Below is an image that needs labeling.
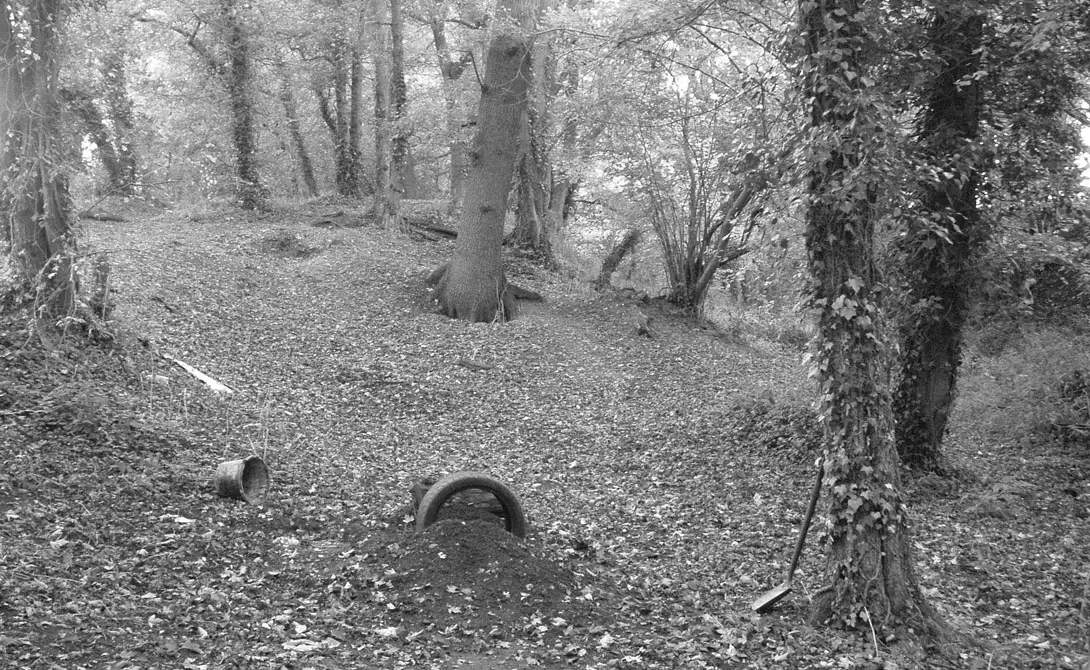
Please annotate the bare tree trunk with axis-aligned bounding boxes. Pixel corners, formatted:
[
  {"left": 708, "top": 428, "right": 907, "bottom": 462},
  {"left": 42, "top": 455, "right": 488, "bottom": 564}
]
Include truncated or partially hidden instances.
[
  {"left": 333, "top": 38, "right": 349, "bottom": 189},
  {"left": 276, "top": 59, "right": 319, "bottom": 197},
  {"left": 403, "top": 144, "right": 421, "bottom": 199},
  {"left": 511, "top": 39, "right": 553, "bottom": 260},
  {"left": 2, "top": 0, "right": 79, "bottom": 326},
  {"left": 892, "top": 3, "right": 985, "bottom": 473},
  {"left": 429, "top": 7, "right": 471, "bottom": 211},
  {"left": 799, "top": 0, "right": 941, "bottom": 636},
  {"left": 376, "top": 0, "right": 411, "bottom": 228},
  {"left": 545, "top": 58, "right": 581, "bottom": 233},
  {"left": 510, "top": 21, "right": 580, "bottom": 268},
  {"left": 348, "top": 47, "right": 365, "bottom": 193},
  {"left": 372, "top": 0, "right": 391, "bottom": 210},
  {"left": 315, "top": 82, "right": 335, "bottom": 136},
  {"left": 594, "top": 229, "right": 640, "bottom": 288},
  {"left": 389, "top": 0, "right": 415, "bottom": 199},
  {"left": 434, "top": 0, "right": 538, "bottom": 322}
]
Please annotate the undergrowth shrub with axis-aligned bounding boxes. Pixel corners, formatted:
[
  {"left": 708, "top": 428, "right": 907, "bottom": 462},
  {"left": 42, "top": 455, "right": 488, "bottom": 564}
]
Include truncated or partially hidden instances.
[
  {"left": 970, "top": 229, "right": 1090, "bottom": 354},
  {"left": 705, "top": 296, "right": 814, "bottom": 350},
  {"left": 956, "top": 327, "right": 1090, "bottom": 452}
]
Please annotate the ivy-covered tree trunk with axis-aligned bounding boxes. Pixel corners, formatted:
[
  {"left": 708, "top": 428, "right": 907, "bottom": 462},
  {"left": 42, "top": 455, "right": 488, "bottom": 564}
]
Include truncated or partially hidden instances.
[
  {"left": 60, "top": 87, "right": 125, "bottom": 190},
  {"left": 434, "top": 0, "right": 536, "bottom": 322},
  {"left": 799, "top": 0, "right": 941, "bottom": 636},
  {"left": 2, "top": 0, "right": 79, "bottom": 324},
  {"left": 221, "top": 0, "right": 266, "bottom": 210},
  {"left": 322, "top": 32, "right": 365, "bottom": 198},
  {"left": 101, "top": 48, "right": 139, "bottom": 195},
  {"left": 892, "top": 4, "right": 985, "bottom": 472}
]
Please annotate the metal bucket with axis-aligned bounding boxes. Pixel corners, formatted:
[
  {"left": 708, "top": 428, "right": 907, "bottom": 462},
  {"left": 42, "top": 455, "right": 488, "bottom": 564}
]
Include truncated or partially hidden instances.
[{"left": 214, "top": 456, "right": 269, "bottom": 504}]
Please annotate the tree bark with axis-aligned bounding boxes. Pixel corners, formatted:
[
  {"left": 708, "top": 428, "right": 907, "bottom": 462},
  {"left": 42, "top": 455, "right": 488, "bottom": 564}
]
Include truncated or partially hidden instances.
[
  {"left": 276, "top": 59, "right": 319, "bottom": 197},
  {"left": 348, "top": 46, "right": 365, "bottom": 193},
  {"left": 435, "top": 0, "right": 537, "bottom": 322},
  {"left": 510, "top": 38, "right": 555, "bottom": 262},
  {"left": 221, "top": 0, "right": 267, "bottom": 210},
  {"left": 645, "top": 117, "right": 762, "bottom": 315},
  {"left": 2, "top": 0, "right": 79, "bottom": 325},
  {"left": 429, "top": 7, "right": 471, "bottom": 211},
  {"left": 595, "top": 229, "right": 640, "bottom": 287},
  {"left": 799, "top": 0, "right": 941, "bottom": 637},
  {"left": 101, "top": 48, "right": 139, "bottom": 195},
  {"left": 544, "top": 58, "right": 580, "bottom": 234},
  {"left": 376, "top": 0, "right": 413, "bottom": 228},
  {"left": 325, "top": 33, "right": 364, "bottom": 197},
  {"left": 60, "top": 87, "right": 125, "bottom": 190},
  {"left": 389, "top": 0, "right": 416, "bottom": 199},
  {"left": 892, "top": 4, "right": 985, "bottom": 473},
  {"left": 372, "top": 0, "right": 392, "bottom": 208}
]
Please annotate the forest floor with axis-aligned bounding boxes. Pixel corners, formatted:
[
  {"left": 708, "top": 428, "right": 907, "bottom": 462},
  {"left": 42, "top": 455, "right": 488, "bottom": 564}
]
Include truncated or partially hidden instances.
[{"left": 1, "top": 199, "right": 1088, "bottom": 670}]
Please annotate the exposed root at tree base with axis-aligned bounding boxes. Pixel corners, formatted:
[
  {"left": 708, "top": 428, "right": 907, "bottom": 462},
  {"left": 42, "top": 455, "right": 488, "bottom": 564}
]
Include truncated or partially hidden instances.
[{"left": 808, "top": 587, "right": 985, "bottom": 661}]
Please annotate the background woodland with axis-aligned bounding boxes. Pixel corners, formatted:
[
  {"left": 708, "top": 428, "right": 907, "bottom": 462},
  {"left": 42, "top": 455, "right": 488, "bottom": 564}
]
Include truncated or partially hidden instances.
[{"left": 2, "top": 0, "right": 1090, "bottom": 667}]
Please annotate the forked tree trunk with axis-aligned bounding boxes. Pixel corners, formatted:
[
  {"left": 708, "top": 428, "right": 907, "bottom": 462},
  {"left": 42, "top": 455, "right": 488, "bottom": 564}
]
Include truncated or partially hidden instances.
[
  {"left": 276, "top": 59, "right": 319, "bottom": 197},
  {"left": 429, "top": 7, "right": 470, "bottom": 210},
  {"left": 892, "top": 4, "right": 985, "bottom": 473},
  {"left": 2, "top": 0, "right": 79, "bottom": 325},
  {"left": 800, "top": 0, "right": 942, "bottom": 637},
  {"left": 434, "top": 0, "right": 537, "bottom": 322}
]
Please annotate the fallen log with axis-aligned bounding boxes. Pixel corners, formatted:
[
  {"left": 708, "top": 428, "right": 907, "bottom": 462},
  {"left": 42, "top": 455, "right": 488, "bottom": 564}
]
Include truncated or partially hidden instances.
[{"left": 413, "top": 221, "right": 457, "bottom": 238}]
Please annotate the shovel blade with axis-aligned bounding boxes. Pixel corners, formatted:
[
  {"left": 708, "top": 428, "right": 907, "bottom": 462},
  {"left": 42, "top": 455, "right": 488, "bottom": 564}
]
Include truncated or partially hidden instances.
[{"left": 751, "top": 582, "right": 791, "bottom": 614}]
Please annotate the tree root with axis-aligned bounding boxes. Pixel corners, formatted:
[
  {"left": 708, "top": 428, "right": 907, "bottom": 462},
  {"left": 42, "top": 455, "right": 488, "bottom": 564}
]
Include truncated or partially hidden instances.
[{"left": 425, "top": 261, "right": 544, "bottom": 303}]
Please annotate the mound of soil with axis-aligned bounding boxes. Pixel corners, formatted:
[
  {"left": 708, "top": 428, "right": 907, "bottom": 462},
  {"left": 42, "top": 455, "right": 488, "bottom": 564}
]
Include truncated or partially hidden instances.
[{"left": 360, "top": 520, "right": 588, "bottom": 633}]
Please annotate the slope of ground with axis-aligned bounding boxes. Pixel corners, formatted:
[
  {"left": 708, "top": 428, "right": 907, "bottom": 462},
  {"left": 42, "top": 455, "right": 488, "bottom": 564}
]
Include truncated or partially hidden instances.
[{"left": 0, "top": 200, "right": 1087, "bottom": 669}]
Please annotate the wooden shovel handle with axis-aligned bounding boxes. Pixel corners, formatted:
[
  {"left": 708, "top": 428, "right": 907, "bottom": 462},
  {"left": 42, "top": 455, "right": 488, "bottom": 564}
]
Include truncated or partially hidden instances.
[{"left": 785, "top": 460, "right": 824, "bottom": 579}]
